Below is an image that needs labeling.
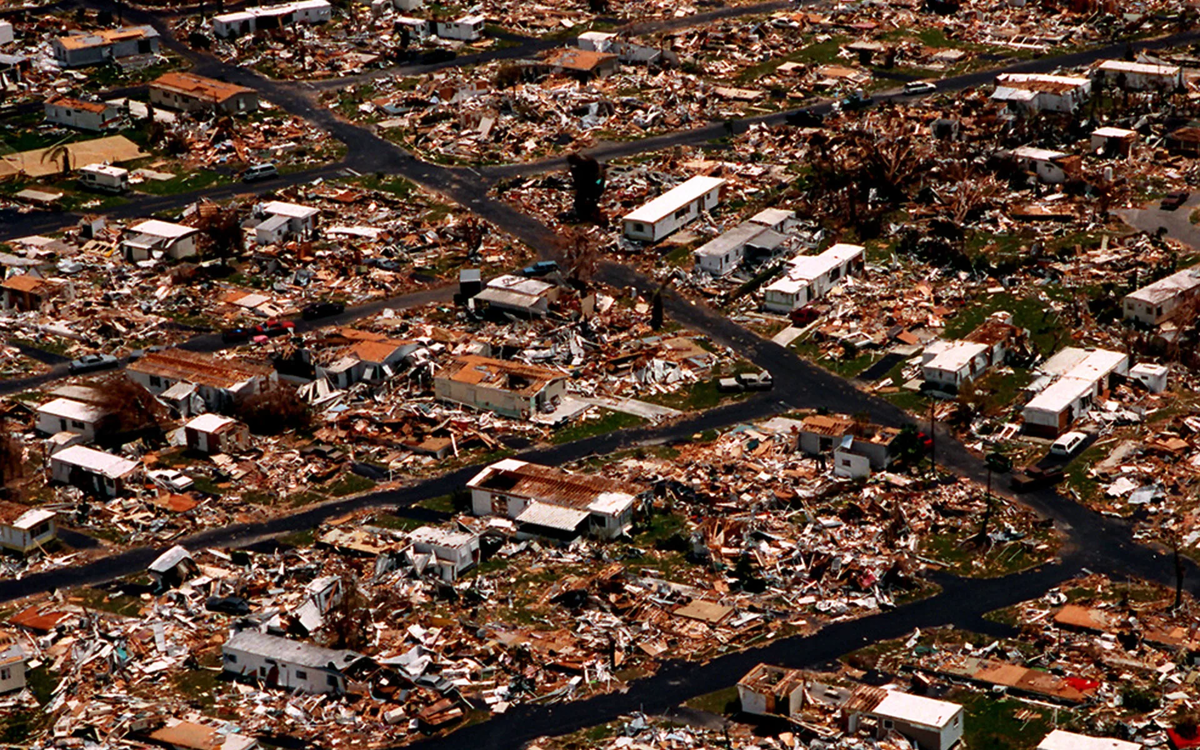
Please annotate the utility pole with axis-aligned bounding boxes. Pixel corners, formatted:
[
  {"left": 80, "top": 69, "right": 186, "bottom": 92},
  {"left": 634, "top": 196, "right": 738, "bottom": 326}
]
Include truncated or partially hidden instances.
[{"left": 928, "top": 399, "right": 936, "bottom": 475}]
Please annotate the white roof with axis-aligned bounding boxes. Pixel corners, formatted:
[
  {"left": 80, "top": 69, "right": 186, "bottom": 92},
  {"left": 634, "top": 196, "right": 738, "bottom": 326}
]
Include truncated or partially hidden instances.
[
  {"left": 1013, "top": 146, "right": 1068, "bottom": 162},
  {"left": 695, "top": 222, "right": 770, "bottom": 259},
  {"left": 514, "top": 501, "right": 589, "bottom": 532},
  {"left": 623, "top": 176, "right": 727, "bottom": 224},
  {"left": 262, "top": 201, "right": 318, "bottom": 219},
  {"left": 783, "top": 243, "right": 864, "bottom": 281},
  {"left": 410, "top": 525, "right": 478, "bottom": 548},
  {"left": 924, "top": 341, "right": 989, "bottom": 374},
  {"left": 1038, "top": 730, "right": 1141, "bottom": 750},
  {"left": 871, "top": 692, "right": 961, "bottom": 729},
  {"left": 1126, "top": 266, "right": 1200, "bottom": 305},
  {"left": 486, "top": 274, "right": 554, "bottom": 296},
  {"left": 1130, "top": 362, "right": 1168, "bottom": 376},
  {"left": 185, "top": 413, "right": 238, "bottom": 434},
  {"left": 1098, "top": 60, "right": 1180, "bottom": 77},
  {"left": 992, "top": 86, "right": 1039, "bottom": 103},
  {"left": 81, "top": 163, "right": 128, "bottom": 177},
  {"left": 215, "top": 0, "right": 329, "bottom": 21},
  {"left": 1024, "top": 375, "right": 1095, "bottom": 415},
  {"left": 53, "top": 445, "right": 139, "bottom": 479},
  {"left": 1092, "top": 126, "right": 1136, "bottom": 139},
  {"left": 996, "top": 73, "right": 1090, "bottom": 88},
  {"left": 749, "top": 208, "right": 795, "bottom": 227},
  {"left": 763, "top": 275, "right": 808, "bottom": 295},
  {"left": 456, "top": 13, "right": 485, "bottom": 23},
  {"left": 12, "top": 508, "right": 55, "bottom": 531},
  {"left": 587, "top": 490, "right": 635, "bottom": 516},
  {"left": 579, "top": 31, "right": 616, "bottom": 41},
  {"left": 37, "top": 397, "right": 106, "bottom": 423},
  {"left": 128, "top": 219, "right": 196, "bottom": 239}
]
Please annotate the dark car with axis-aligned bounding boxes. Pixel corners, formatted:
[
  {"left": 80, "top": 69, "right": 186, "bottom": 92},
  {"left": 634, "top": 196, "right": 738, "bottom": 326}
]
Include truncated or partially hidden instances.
[
  {"left": 1011, "top": 465, "right": 1065, "bottom": 492},
  {"left": 520, "top": 260, "right": 560, "bottom": 277},
  {"left": 301, "top": 301, "right": 346, "bottom": 320},
  {"left": 790, "top": 306, "right": 820, "bottom": 326},
  {"left": 253, "top": 319, "right": 296, "bottom": 337},
  {"left": 68, "top": 353, "right": 119, "bottom": 375},
  {"left": 785, "top": 109, "right": 824, "bottom": 127},
  {"left": 1161, "top": 191, "right": 1190, "bottom": 210},
  {"left": 205, "top": 596, "right": 251, "bottom": 616},
  {"left": 221, "top": 327, "right": 254, "bottom": 344}
]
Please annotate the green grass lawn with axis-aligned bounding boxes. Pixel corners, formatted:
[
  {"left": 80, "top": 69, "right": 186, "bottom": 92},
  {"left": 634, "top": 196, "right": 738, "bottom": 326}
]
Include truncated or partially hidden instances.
[
  {"left": 942, "top": 291, "right": 1065, "bottom": 357},
  {"left": 684, "top": 686, "right": 741, "bottom": 715},
  {"left": 955, "top": 690, "right": 1068, "bottom": 750},
  {"left": 134, "top": 169, "right": 231, "bottom": 196},
  {"left": 918, "top": 522, "right": 1057, "bottom": 578},
  {"left": 551, "top": 409, "right": 644, "bottom": 444}
]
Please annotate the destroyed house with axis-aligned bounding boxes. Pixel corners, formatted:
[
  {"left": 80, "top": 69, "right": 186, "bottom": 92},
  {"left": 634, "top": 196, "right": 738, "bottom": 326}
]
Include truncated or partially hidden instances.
[
  {"left": 473, "top": 274, "right": 559, "bottom": 317},
  {"left": 150, "top": 72, "right": 259, "bottom": 114},
  {"left": 435, "top": 15, "right": 484, "bottom": 41},
  {"left": 1097, "top": 60, "right": 1182, "bottom": 92},
  {"left": 434, "top": 355, "right": 566, "bottom": 420},
  {"left": 1090, "top": 127, "right": 1137, "bottom": 158},
  {"left": 49, "top": 445, "right": 140, "bottom": 497},
  {"left": 121, "top": 219, "right": 199, "bottom": 262},
  {"left": 254, "top": 201, "right": 319, "bottom": 245},
  {"left": 762, "top": 243, "right": 865, "bottom": 313},
  {"left": 797, "top": 414, "right": 899, "bottom": 471},
  {"left": 467, "top": 458, "right": 640, "bottom": 540},
  {"left": 846, "top": 687, "right": 964, "bottom": 750},
  {"left": 184, "top": 413, "right": 251, "bottom": 454},
  {"left": 0, "top": 274, "right": 70, "bottom": 312},
  {"left": 43, "top": 96, "right": 121, "bottom": 132},
  {"left": 128, "top": 349, "right": 275, "bottom": 412},
  {"left": 1023, "top": 347, "right": 1128, "bottom": 436},
  {"left": 1039, "top": 730, "right": 1141, "bottom": 750},
  {"left": 316, "top": 337, "right": 416, "bottom": 389},
  {"left": 148, "top": 718, "right": 259, "bottom": 750},
  {"left": 408, "top": 525, "right": 481, "bottom": 581},
  {"left": 35, "top": 397, "right": 108, "bottom": 441},
  {"left": 622, "top": 176, "right": 726, "bottom": 242},
  {"left": 737, "top": 663, "right": 806, "bottom": 718},
  {"left": 222, "top": 630, "right": 370, "bottom": 694},
  {"left": 922, "top": 312, "right": 1023, "bottom": 391},
  {"left": 212, "top": 0, "right": 332, "bottom": 38},
  {"left": 52, "top": 26, "right": 160, "bottom": 67},
  {"left": 542, "top": 48, "right": 619, "bottom": 79},
  {"left": 992, "top": 73, "right": 1090, "bottom": 114},
  {"left": 694, "top": 221, "right": 787, "bottom": 277},
  {"left": 1123, "top": 266, "right": 1200, "bottom": 327},
  {"left": 0, "top": 502, "right": 56, "bottom": 555},
  {"left": 1008, "top": 146, "right": 1079, "bottom": 185}
]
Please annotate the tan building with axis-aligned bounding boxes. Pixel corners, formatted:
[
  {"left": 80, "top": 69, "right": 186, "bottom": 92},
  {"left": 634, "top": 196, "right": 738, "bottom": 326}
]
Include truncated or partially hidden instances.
[
  {"left": 150, "top": 72, "right": 259, "bottom": 114},
  {"left": 128, "top": 349, "right": 275, "bottom": 413},
  {"left": 434, "top": 355, "right": 566, "bottom": 420}
]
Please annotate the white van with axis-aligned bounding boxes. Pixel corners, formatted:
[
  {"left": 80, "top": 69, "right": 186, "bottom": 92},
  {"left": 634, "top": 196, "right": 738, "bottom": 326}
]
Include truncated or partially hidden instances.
[
  {"left": 242, "top": 162, "right": 278, "bottom": 183},
  {"left": 1050, "top": 431, "right": 1087, "bottom": 458}
]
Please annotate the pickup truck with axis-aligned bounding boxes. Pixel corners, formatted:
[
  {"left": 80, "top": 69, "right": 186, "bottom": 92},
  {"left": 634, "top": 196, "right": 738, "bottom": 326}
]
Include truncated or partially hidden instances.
[{"left": 1010, "top": 465, "right": 1065, "bottom": 492}]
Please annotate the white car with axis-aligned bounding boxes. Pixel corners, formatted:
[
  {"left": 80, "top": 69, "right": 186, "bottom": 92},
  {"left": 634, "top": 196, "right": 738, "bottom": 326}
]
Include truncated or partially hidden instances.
[
  {"left": 1049, "top": 431, "right": 1088, "bottom": 458},
  {"left": 903, "top": 81, "right": 938, "bottom": 95},
  {"left": 148, "top": 469, "right": 195, "bottom": 493}
]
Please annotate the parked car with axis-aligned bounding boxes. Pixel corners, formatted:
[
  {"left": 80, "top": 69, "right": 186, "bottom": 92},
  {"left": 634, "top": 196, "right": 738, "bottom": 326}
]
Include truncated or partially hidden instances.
[
  {"left": 253, "top": 319, "right": 295, "bottom": 337},
  {"left": 1011, "top": 465, "right": 1065, "bottom": 492},
  {"left": 903, "top": 80, "right": 938, "bottom": 95},
  {"left": 790, "top": 306, "right": 820, "bottom": 326},
  {"left": 242, "top": 162, "right": 278, "bottom": 183},
  {"left": 67, "top": 353, "right": 118, "bottom": 375},
  {"left": 221, "top": 327, "right": 254, "bottom": 344},
  {"left": 716, "top": 377, "right": 744, "bottom": 393},
  {"left": 785, "top": 109, "right": 824, "bottom": 127},
  {"left": 301, "top": 301, "right": 346, "bottom": 320},
  {"left": 1050, "top": 430, "right": 1088, "bottom": 458},
  {"left": 206, "top": 596, "right": 251, "bottom": 616},
  {"left": 1160, "top": 191, "right": 1190, "bottom": 210},
  {"left": 521, "top": 260, "right": 560, "bottom": 277},
  {"left": 128, "top": 345, "right": 165, "bottom": 361},
  {"left": 841, "top": 90, "right": 873, "bottom": 111},
  {"left": 148, "top": 469, "right": 195, "bottom": 493}
]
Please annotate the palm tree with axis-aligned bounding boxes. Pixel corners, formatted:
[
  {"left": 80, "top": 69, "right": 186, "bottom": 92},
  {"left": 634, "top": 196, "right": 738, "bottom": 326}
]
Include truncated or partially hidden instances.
[{"left": 41, "top": 142, "right": 72, "bottom": 176}]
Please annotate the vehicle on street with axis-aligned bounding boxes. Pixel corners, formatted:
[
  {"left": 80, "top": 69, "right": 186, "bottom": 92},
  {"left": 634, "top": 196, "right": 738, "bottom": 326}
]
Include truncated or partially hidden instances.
[
  {"left": 841, "top": 90, "right": 873, "bottom": 111},
  {"left": 221, "top": 327, "right": 254, "bottom": 344},
  {"left": 1050, "top": 430, "right": 1088, "bottom": 457},
  {"left": 301, "top": 301, "right": 346, "bottom": 320},
  {"left": 736, "top": 371, "right": 774, "bottom": 391},
  {"left": 903, "top": 81, "right": 938, "bottom": 95},
  {"left": 520, "top": 260, "right": 560, "bottom": 277},
  {"left": 1161, "top": 191, "right": 1190, "bottom": 210},
  {"left": 147, "top": 469, "right": 195, "bottom": 493},
  {"left": 1011, "top": 465, "right": 1065, "bottom": 492},
  {"left": 67, "top": 353, "right": 119, "bottom": 375},
  {"left": 253, "top": 319, "right": 296, "bottom": 337},
  {"left": 785, "top": 109, "right": 824, "bottom": 127},
  {"left": 242, "top": 162, "right": 278, "bottom": 182}
]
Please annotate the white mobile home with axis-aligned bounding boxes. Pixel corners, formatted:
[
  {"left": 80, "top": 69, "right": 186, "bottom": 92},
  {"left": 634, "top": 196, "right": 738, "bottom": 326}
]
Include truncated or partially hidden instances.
[
  {"left": 1038, "top": 730, "right": 1140, "bottom": 750},
  {"left": 1122, "top": 266, "right": 1200, "bottom": 327},
  {"left": 622, "top": 176, "right": 726, "bottom": 242},
  {"left": 0, "top": 642, "right": 26, "bottom": 694},
  {"left": 1023, "top": 347, "right": 1128, "bottom": 437},
  {"left": 44, "top": 96, "right": 121, "bottom": 132},
  {"left": 762, "top": 243, "right": 864, "bottom": 312},
  {"left": 0, "top": 503, "right": 57, "bottom": 556},
  {"left": 1010, "top": 146, "right": 1072, "bottom": 184},
  {"left": 255, "top": 201, "right": 319, "bottom": 245},
  {"left": 35, "top": 398, "right": 108, "bottom": 441},
  {"left": 49, "top": 445, "right": 141, "bottom": 497},
  {"left": 184, "top": 413, "right": 251, "bottom": 454},
  {"left": 693, "top": 221, "right": 786, "bottom": 276},
  {"left": 409, "top": 526, "right": 481, "bottom": 581},
  {"left": 850, "top": 691, "right": 964, "bottom": 750},
  {"left": 222, "top": 630, "right": 369, "bottom": 694},
  {"left": 921, "top": 341, "right": 991, "bottom": 391},
  {"left": 78, "top": 164, "right": 128, "bottom": 193},
  {"left": 212, "top": 0, "right": 332, "bottom": 38},
  {"left": 1096, "top": 60, "right": 1182, "bottom": 92},
  {"left": 122, "top": 219, "right": 199, "bottom": 262},
  {"left": 991, "top": 73, "right": 1091, "bottom": 114},
  {"left": 737, "top": 663, "right": 806, "bottom": 718},
  {"left": 436, "top": 14, "right": 485, "bottom": 41}
]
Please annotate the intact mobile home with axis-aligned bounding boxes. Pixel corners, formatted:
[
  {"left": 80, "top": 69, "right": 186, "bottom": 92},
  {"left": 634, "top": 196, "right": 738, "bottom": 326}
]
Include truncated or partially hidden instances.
[{"left": 622, "top": 176, "right": 726, "bottom": 242}]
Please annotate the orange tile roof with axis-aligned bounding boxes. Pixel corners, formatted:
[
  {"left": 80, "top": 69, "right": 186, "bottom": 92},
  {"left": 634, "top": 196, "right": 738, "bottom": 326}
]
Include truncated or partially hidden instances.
[{"left": 151, "top": 72, "right": 254, "bottom": 104}]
